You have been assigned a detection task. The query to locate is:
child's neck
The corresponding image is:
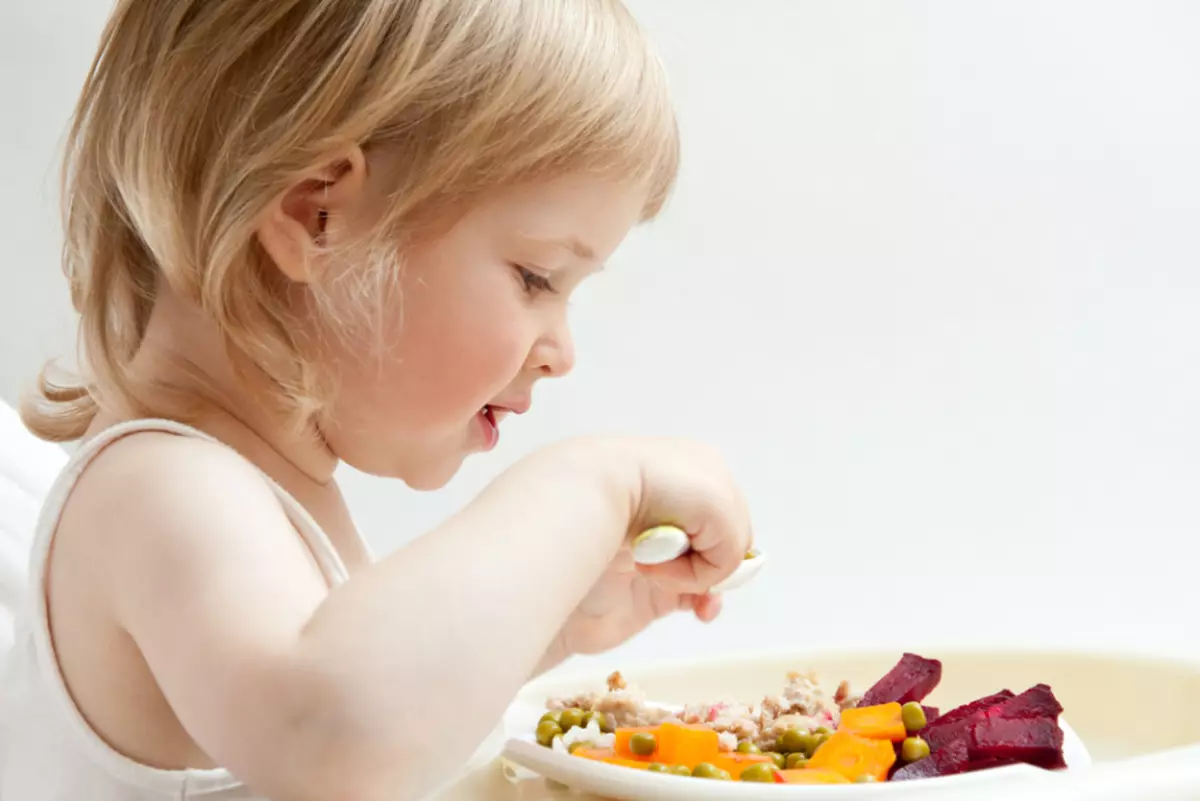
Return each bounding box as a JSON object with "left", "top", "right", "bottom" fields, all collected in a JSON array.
[{"left": 117, "top": 286, "right": 339, "bottom": 486}]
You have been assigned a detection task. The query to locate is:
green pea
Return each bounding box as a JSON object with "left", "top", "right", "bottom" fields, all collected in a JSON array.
[
  {"left": 901, "top": 702, "right": 927, "bottom": 733},
  {"left": 539, "top": 710, "right": 562, "bottom": 725},
  {"left": 739, "top": 763, "right": 778, "bottom": 783},
  {"left": 765, "top": 751, "right": 786, "bottom": 769},
  {"left": 670, "top": 765, "right": 692, "bottom": 776},
  {"left": 814, "top": 726, "right": 832, "bottom": 736},
  {"left": 536, "top": 720, "right": 562, "bottom": 747},
  {"left": 691, "top": 763, "right": 726, "bottom": 779},
  {"left": 777, "top": 728, "right": 809, "bottom": 753},
  {"left": 901, "top": 736, "right": 931, "bottom": 763},
  {"left": 736, "top": 740, "right": 761, "bottom": 754},
  {"left": 785, "top": 753, "right": 809, "bottom": 769},
  {"left": 629, "top": 732, "right": 658, "bottom": 757},
  {"left": 567, "top": 741, "right": 591, "bottom": 754},
  {"left": 796, "top": 732, "right": 822, "bottom": 756},
  {"left": 596, "top": 713, "right": 615, "bottom": 733},
  {"left": 559, "top": 708, "right": 586, "bottom": 732},
  {"left": 646, "top": 763, "right": 669, "bottom": 773}
]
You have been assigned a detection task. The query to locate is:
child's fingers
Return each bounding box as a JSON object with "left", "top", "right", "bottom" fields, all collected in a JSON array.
[
  {"left": 674, "top": 504, "right": 753, "bottom": 589},
  {"left": 635, "top": 554, "right": 703, "bottom": 590},
  {"left": 687, "top": 592, "right": 722, "bottom": 622},
  {"left": 635, "top": 537, "right": 748, "bottom": 594}
]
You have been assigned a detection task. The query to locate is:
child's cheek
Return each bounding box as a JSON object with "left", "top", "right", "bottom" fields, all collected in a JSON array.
[{"left": 390, "top": 306, "right": 527, "bottom": 423}]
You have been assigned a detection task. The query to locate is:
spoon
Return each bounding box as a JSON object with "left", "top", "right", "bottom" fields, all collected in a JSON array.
[{"left": 631, "top": 525, "right": 765, "bottom": 593}]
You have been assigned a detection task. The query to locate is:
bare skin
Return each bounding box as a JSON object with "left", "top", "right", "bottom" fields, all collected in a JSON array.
[{"left": 46, "top": 155, "right": 751, "bottom": 801}]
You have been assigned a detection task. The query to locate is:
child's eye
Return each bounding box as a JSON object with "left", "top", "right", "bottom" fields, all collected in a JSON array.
[{"left": 513, "top": 265, "right": 556, "bottom": 295}]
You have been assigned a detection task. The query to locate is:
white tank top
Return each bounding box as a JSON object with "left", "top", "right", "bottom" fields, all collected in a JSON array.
[{"left": 0, "top": 419, "right": 362, "bottom": 800}]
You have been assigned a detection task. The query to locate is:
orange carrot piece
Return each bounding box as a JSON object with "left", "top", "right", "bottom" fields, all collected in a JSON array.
[
  {"left": 572, "top": 747, "right": 615, "bottom": 761},
  {"left": 809, "top": 731, "right": 897, "bottom": 782},
  {"left": 838, "top": 702, "right": 908, "bottom": 742},
  {"left": 778, "top": 768, "right": 852, "bottom": 784},
  {"left": 656, "top": 722, "right": 721, "bottom": 766},
  {"left": 613, "top": 727, "right": 659, "bottom": 761},
  {"left": 613, "top": 722, "right": 720, "bottom": 766}
]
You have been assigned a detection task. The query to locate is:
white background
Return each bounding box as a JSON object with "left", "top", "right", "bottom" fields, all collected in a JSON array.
[{"left": 2, "top": 1, "right": 1198, "bottom": 672}]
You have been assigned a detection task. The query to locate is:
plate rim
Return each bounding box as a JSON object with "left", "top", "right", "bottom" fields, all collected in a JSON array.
[{"left": 516, "top": 643, "right": 1200, "bottom": 690}]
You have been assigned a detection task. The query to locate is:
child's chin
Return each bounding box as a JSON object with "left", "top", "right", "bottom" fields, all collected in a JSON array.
[
  {"left": 340, "top": 447, "right": 463, "bottom": 490},
  {"left": 401, "top": 472, "right": 456, "bottom": 492},
  {"left": 397, "top": 454, "right": 466, "bottom": 491}
]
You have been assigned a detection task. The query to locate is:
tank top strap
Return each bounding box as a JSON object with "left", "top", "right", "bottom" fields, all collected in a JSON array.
[{"left": 28, "top": 417, "right": 352, "bottom": 601}]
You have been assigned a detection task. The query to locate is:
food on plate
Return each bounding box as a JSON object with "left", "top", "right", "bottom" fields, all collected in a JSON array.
[
  {"left": 894, "top": 683, "right": 1066, "bottom": 780},
  {"left": 806, "top": 730, "right": 896, "bottom": 782},
  {"left": 779, "top": 768, "right": 851, "bottom": 785},
  {"left": 838, "top": 702, "right": 907, "bottom": 741},
  {"left": 900, "top": 701, "right": 928, "bottom": 732},
  {"left": 535, "top": 652, "right": 1069, "bottom": 785},
  {"left": 899, "top": 736, "right": 931, "bottom": 763},
  {"left": 858, "top": 652, "right": 943, "bottom": 708},
  {"left": 547, "top": 667, "right": 856, "bottom": 751},
  {"left": 711, "top": 752, "right": 777, "bottom": 780},
  {"left": 691, "top": 763, "right": 732, "bottom": 780}
]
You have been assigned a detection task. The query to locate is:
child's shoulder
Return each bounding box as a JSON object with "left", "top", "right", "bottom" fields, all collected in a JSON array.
[
  {"left": 53, "top": 427, "right": 301, "bottom": 583},
  {"left": 67, "top": 427, "right": 270, "bottom": 520}
]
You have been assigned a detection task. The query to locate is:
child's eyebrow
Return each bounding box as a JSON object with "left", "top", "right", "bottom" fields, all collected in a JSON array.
[{"left": 523, "top": 234, "right": 597, "bottom": 263}]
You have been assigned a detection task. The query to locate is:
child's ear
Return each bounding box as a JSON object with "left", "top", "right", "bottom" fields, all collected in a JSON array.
[{"left": 256, "top": 146, "right": 368, "bottom": 284}]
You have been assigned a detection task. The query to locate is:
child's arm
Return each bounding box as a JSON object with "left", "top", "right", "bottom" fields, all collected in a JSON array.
[{"left": 85, "top": 434, "right": 746, "bottom": 801}]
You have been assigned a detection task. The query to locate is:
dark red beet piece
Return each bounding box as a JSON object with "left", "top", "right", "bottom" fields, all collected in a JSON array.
[
  {"left": 859, "top": 653, "right": 943, "bottom": 707},
  {"left": 891, "top": 738, "right": 969, "bottom": 781},
  {"left": 924, "top": 727, "right": 958, "bottom": 754},
  {"left": 965, "top": 757, "right": 1020, "bottom": 773},
  {"left": 894, "top": 684, "right": 1067, "bottom": 779},
  {"left": 969, "top": 717, "right": 1066, "bottom": 769},
  {"left": 928, "top": 691, "right": 1014, "bottom": 729},
  {"left": 923, "top": 691, "right": 1015, "bottom": 751},
  {"left": 992, "top": 684, "right": 1063, "bottom": 720},
  {"left": 921, "top": 705, "right": 940, "bottom": 725}
]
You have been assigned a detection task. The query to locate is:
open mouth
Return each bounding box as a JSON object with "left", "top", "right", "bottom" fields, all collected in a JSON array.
[
  {"left": 475, "top": 405, "right": 500, "bottom": 451},
  {"left": 481, "top": 405, "right": 497, "bottom": 427}
]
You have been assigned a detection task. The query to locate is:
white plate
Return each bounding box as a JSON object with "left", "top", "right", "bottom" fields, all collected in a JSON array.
[
  {"left": 504, "top": 732, "right": 1085, "bottom": 800},
  {"left": 502, "top": 681, "right": 1091, "bottom": 800}
]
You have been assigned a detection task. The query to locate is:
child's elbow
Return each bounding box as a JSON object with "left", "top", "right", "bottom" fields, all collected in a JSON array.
[
  {"left": 267, "top": 746, "right": 442, "bottom": 801},
  {"left": 255, "top": 670, "right": 453, "bottom": 801}
]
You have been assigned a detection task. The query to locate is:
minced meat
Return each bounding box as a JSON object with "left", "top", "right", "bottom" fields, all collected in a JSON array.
[{"left": 546, "top": 668, "right": 859, "bottom": 751}]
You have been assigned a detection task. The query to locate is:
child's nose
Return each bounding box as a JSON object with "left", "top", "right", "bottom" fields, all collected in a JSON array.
[{"left": 530, "top": 323, "right": 575, "bottom": 378}]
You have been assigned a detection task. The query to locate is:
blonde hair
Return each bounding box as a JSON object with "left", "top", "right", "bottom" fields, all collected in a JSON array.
[{"left": 23, "top": 0, "right": 679, "bottom": 441}]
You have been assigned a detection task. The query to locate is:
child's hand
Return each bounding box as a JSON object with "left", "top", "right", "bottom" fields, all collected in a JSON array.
[{"left": 540, "top": 437, "right": 752, "bottom": 662}]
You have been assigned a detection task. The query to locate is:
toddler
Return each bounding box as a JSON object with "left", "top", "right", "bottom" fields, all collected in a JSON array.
[{"left": 0, "top": 2, "right": 752, "bottom": 800}]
